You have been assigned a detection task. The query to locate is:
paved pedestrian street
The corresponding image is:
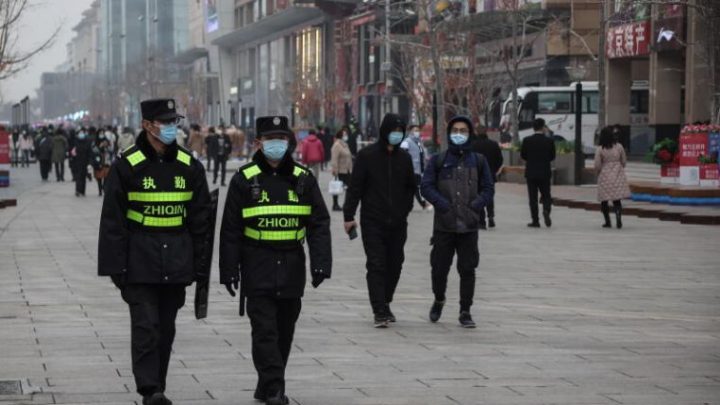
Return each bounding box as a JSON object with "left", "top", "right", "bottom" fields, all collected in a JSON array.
[{"left": 1, "top": 165, "right": 719, "bottom": 405}]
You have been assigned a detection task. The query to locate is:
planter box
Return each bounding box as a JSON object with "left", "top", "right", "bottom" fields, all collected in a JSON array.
[
  {"left": 699, "top": 164, "right": 719, "bottom": 187},
  {"left": 660, "top": 164, "right": 679, "bottom": 184},
  {"left": 553, "top": 153, "right": 575, "bottom": 185},
  {"left": 501, "top": 149, "right": 523, "bottom": 166}
]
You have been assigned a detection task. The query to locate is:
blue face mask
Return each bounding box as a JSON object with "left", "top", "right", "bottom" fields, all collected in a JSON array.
[
  {"left": 388, "top": 131, "right": 404, "bottom": 146},
  {"left": 77, "top": 132, "right": 87, "bottom": 140},
  {"left": 158, "top": 125, "right": 177, "bottom": 145},
  {"left": 450, "top": 133, "right": 469, "bottom": 146},
  {"left": 262, "top": 139, "right": 289, "bottom": 161}
]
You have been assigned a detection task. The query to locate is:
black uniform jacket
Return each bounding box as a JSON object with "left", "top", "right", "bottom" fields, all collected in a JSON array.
[
  {"left": 219, "top": 152, "right": 332, "bottom": 298},
  {"left": 97, "top": 132, "right": 211, "bottom": 284}
]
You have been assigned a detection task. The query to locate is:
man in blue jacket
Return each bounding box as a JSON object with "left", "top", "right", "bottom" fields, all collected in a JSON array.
[{"left": 421, "top": 116, "right": 494, "bottom": 328}]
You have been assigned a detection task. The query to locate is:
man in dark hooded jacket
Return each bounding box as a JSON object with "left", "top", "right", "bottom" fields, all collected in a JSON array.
[
  {"left": 343, "top": 113, "right": 416, "bottom": 328},
  {"left": 420, "top": 116, "right": 494, "bottom": 328}
]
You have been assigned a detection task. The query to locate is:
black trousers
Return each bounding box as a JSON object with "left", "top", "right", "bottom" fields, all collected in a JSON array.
[
  {"left": 54, "top": 161, "right": 65, "bottom": 181},
  {"left": 74, "top": 165, "right": 87, "bottom": 195},
  {"left": 39, "top": 159, "right": 52, "bottom": 180},
  {"left": 246, "top": 296, "right": 302, "bottom": 399},
  {"left": 121, "top": 284, "right": 186, "bottom": 396},
  {"left": 213, "top": 157, "right": 227, "bottom": 184},
  {"left": 361, "top": 221, "right": 408, "bottom": 314},
  {"left": 526, "top": 178, "right": 552, "bottom": 222},
  {"left": 414, "top": 174, "right": 427, "bottom": 206},
  {"left": 430, "top": 230, "right": 479, "bottom": 311},
  {"left": 332, "top": 173, "right": 351, "bottom": 208},
  {"left": 478, "top": 199, "right": 495, "bottom": 223}
]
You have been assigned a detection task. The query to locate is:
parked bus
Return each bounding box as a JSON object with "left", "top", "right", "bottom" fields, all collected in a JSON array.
[{"left": 500, "top": 82, "right": 650, "bottom": 154}]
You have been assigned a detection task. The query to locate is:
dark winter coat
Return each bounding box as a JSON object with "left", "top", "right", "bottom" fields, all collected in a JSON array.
[
  {"left": 421, "top": 116, "right": 495, "bottom": 233},
  {"left": 97, "top": 132, "right": 211, "bottom": 284},
  {"left": 36, "top": 134, "right": 53, "bottom": 161},
  {"left": 521, "top": 133, "right": 556, "bottom": 180},
  {"left": 51, "top": 134, "right": 69, "bottom": 163},
  {"left": 219, "top": 151, "right": 332, "bottom": 298},
  {"left": 343, "top": 113, "right": 416, "bottom": 227},
  {"left": 471, "top": 135, "right": 503, "bottom": 181}
]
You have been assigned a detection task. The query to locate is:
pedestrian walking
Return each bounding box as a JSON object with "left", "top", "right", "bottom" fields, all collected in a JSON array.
[
  {"left": 92, "top": 134, "right": 112, "bottom": 196},
  {"left": 72, "top": 128, "right": 93, "bottom": 196},
  {"left": 98, "top": 98, "right": 211, "bottom": 405},
  {"left": 186, "top": 124, "right": 205, "bottom": 161},
  {"left": 19, "top": 131, "right": 33, "bottom": 168},
  {"left": 400, "top": 124, "right": 430, "bottom": 210},
  {"left": 348, "top": 116, "right": 361, "bottom": 156},
  {"left": 205, "top": 126, "right": 220, "bottom": 180},
  {"left": 11, "top": 129, "right": 19, "bottom": 167},
  {"left": 594, "top": 126, "right": 631, "bottom": 229},
  {"left": 301, "top": 130, "right": 325, "bottom": 179},
  {"left": 521, "top": 118, "right": 555, "bottom": 228},
  {"left": 420, "top": 116, "right": 494, "bottom": 328},
  {"left": 51, "top": 129, "right": 69, "bottom": 182},
  {"left": 213, "top": 126, "right": 232, "bottom": 186},
  {"left": 220, "top": 115, "right": 331, "bottom": 405},
  {"left": 330, "top": 127, "right": 353, "bottom": 211},
  {"left": 343, "top": 113, "right": 416, "bottom": 328},
  {"left": 471, "top": 130, "right": 504, "bottom": 228},
  {"left": 117, "top": 127, "right": 136, "bottom": 152},
  {"left": 36, "top": 128, "right": 54, "bottom": 181},
  {"left": 320, "top": 125, "right": 333, "bottom": 171}
]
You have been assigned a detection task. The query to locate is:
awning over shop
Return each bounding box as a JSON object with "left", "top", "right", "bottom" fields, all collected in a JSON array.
[
  {"left": 212, "top": 6, "right": 325, "bottom": 49},
  {"left": 171, "top": 47, "right": 208, "bottom": 64}
]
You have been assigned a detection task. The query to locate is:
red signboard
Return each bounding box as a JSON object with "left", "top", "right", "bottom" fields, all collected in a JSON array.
[
  {"left": 679, "top": 132, "right": 709, "bottom": 166},
  {"left": 0, "top": 129, "right": 10, "bottom": 165},
  {"left": 661, "top": 163, "right": 679, "bottom": 178},
  {"left": 606, "top": 20, "right": 651, "bottom": 59},
  {"left": 700, "top": 164, "right": 719, "bottom": 180}
]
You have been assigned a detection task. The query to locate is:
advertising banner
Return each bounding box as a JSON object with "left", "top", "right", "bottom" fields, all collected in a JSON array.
[{"left": 678, "top": 132, "right": 708, "bottom": 166}]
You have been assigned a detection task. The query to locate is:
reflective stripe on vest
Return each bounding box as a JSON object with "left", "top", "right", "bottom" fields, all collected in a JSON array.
[
  {"left": 128, "top": 191, "right": 194, "bottom": 202},
  {"left": 126, "top": 150, "right": 146, "bottom": 166},
  {"left": 293, "top": 166, "right": 306, "bottom": 177},
  {"left": 242, "top": 164, "right": 306, "bottom": 179},
  {"left": 243, "top": 227, "right": 306, "bottom": 241},
  {"left": 176, "top": 150, "right": 191, "bottom": 166},
  {"left": 242, "top": 204, "right": 311, "bottom": 218},
  {"left": 126, "top": 209, "right": 184, "bottom": 227},
  {"left": 243, "top": 164, "right": 261, "bottom": 179}
]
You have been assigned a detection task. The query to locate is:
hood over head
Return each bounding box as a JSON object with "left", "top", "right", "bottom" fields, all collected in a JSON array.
[
  {"left": 446, "top": 115, "right": 474, "bottom": 151},
  {"left": 379, "top": 113, "right": 407, "bottom": 145}
]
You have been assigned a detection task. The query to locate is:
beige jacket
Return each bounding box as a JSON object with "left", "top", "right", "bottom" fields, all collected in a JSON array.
[{"left": 330, "top": 139, "right": 353, "bottom": 175}]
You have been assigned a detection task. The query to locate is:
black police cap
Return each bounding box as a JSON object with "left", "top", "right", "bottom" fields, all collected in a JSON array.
[
  {"left": 256, "top": 116, "right": 292, "bottom": 138},
  {"left": 141, "top": 98, "right": 184, "bottom": 122}
]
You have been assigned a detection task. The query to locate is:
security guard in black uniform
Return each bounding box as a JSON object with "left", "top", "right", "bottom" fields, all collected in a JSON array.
[
  {"left": 220, "top": 116, "right": 332, "bottom": 405},
  {"left": 98, "top": 99, "right": 211, "bottom": 405}
]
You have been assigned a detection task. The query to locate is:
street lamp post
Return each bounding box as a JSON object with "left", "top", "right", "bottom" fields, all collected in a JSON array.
[{"left": 566, "top": 65, "right": 587, "bottom": 186}]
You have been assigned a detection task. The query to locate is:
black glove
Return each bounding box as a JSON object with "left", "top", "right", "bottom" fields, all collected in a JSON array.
[
  {"left": 224, "top": 280, "right": 239, "bottom": 297},
  {"left": 110, "top": 273, "right": 126, "bottom": 289},
  {"left": 311, "top": 269, "right": 327, "bottom": 288}
]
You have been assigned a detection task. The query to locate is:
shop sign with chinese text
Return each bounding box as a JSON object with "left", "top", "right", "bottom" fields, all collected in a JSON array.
[{"left": 606, "top": 21, "right": 651, "bottom": 59}]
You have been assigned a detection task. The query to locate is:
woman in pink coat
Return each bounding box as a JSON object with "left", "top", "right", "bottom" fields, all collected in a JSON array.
[{"left": 594, "top": 127, "right": 631, "bottom": 228}]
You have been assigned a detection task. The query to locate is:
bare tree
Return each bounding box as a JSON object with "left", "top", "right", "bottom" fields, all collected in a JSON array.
[{"left": 0, "top": 0, "right": 61, "bottom": 82}]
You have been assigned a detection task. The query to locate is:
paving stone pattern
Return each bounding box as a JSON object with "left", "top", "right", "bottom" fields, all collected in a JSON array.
[{"left": 1, "top": 163, "right": 719, "bottom": 405}]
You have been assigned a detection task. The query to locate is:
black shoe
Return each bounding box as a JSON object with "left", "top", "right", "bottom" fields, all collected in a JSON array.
[
  {"left": 479, "top": 221, "right": 487, "bottom": 230},
  {"left": 266, "top": 392, "right": 289, "bottom": 405},
  {"left": 543, "top": 211, "right": 552, "bottom": 227},
  {"left": 527, "top": 222, "right": 540, "bottom": 228},
  {"left": 142, "top": 392, "right": 172, "bottom": 405},
  {"left": 459, "top": 311, "right": 476, "bottom": 328},
  {"left": 488, "top": 218, "right": 495, "bottom": 228},
  {"left": 615, "top": 209, "right": 623, "bottom": 229},
  {"left": 332, "top": 205, "right": 342, "bottom": 212},
  {"left": 429, "top": 300, "right": 445, "bottom": 323},
  {"left": 373, "top": 313, "right": 389, "bottom": 328},
  {"left": 385, "top": 305, "right": 396, "bottom": 323}
]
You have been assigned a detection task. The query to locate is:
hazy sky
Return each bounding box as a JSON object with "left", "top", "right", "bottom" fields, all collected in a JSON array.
[{"left": 1, "top": 0, "right": 96, "bottom": 103}]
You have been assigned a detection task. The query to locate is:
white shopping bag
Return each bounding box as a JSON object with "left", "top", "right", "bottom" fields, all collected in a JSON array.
[{"left": 328, "top": 179, "right": 344, "bottom": 195}]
